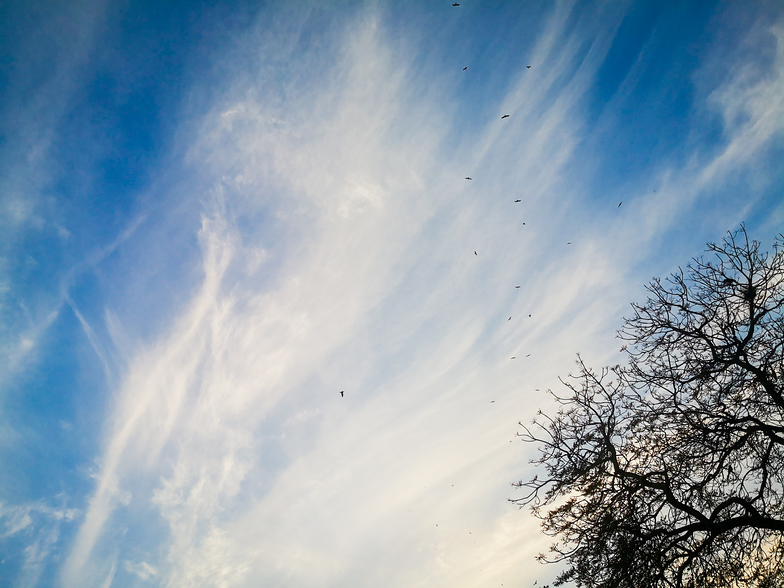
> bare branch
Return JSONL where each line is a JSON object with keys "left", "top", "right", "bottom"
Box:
{"left": 515, "top": 227, "right": 784, "bottom": 588}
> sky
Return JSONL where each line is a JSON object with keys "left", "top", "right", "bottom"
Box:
{"left": 1, "top": 0, "right": 783, "bottom": 586}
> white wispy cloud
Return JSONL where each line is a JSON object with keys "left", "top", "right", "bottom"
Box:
{"left": 0, "top": 0, "right": 109, "bottom": 389}
{"left": 0, "top": 500, "right": 78, "bottom": 588}
{"left": 62, "top": 3, "right": 784, "bottom": 587}
{"left": 123, "top": 560, "right": 157, "bottom": 582}
{"left": 0, "top": 501, "right": 78, "bottom": 539}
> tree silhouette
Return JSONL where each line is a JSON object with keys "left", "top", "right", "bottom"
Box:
{"left": 514, "top": 227, "right": 784, "bottom": 588}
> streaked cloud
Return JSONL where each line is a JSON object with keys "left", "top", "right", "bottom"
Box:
{"left": 1, "top": 2, "right": 782, "bottom": 587}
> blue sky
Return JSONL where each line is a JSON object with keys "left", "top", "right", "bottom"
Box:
{"left": 1, "top": 1, "right": 783, "bottom": 586}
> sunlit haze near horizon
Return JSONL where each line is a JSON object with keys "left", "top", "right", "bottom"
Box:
{"left": 1, "top": 1, "right": 784, "bottom": 586}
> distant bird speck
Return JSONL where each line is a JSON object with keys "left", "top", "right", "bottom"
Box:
{"left": 526, "top": 65, "right": 531, "bottom": 69}
{"left": 474, "top": 251, "right": 477, "bottom": 256}
{"left": 618, "top": 202, "right": 622, "bottom": 208}
{"left": 340, "top": 391, "right": 344, "bottom": 397}
{"left": 465, "top": 177, "right": 472, "bottom": 180}
{"left": 463, "top": 66, "right": 468, "bottom": 71}
{"left": 501, "top": 114, "right": 510, "bottom": 119}
{"left": 514, "top": 199, "right": 521, "bottom": 202}
{"left": 567, "top": 242, "right": 571, "bottom": 245}
{"left": 508, "top": 317, "right": 512, "bottom": 321}
{"left": 491, "top": 400, "right": 495, "bottom": 403}
{"left": 528, "top": 314, "right": 531, "bottom": 317}
{"left": 515, "top": 285, "right": 520, "bottom": 288}
{"left": 526, "top": 354, "right": 531, "bottom": 357}
{"left": 511, "top": 356, "right": 516, "bottom": 359}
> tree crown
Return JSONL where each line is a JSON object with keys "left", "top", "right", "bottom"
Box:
{"left": 515, "top": 227, "right": 784, "bottom": 588}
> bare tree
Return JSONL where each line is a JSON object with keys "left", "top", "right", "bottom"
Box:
{"left": 514, "top": 227, "right": 784, "bottom": 588}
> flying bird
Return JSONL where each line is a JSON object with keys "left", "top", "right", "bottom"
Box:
{"left": 474, "top": 251, "right": 477, "bottom": 256}
{"left": 515, "top": 285, "right": 520, "bottom": 288}
{"left": 465, "top": 177, "right": 472, "bottom": 180}
{"left": 526, "top": 354, "right": 531, "bottom": 357}
{"left": 501, "top": 114, "right": 510, "bottom": 119}
{"left": 340, "top": 391, "right": 344, "bottom": 397}
{"left": 526, "top": 65, "right": 531, "bottom": 69}
{"left": 508, "top": 316, "right": 512, "bottom": 321}
{"left": 511, "top": 356, "right": 516, "bottom": 359}
{"left": 463, "top": 66, "right": 468, "bottom": 71}
{"left": 514, "top": 199, "right": 521, "bottom": 202}
{"left": 618, "top": 202, "right": 622, "bottom": 207}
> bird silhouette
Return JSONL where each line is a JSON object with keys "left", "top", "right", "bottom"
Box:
{"left": 508, "top": 317, "right": 512, "bottom": 321}
{"left": 618, "top": 202, "right": 622, "bottom": 208}
{"left": 511, "top": 356, "right": 516, "bottom": 359}
{"left": 340, "top": 391, "right": 344, "bottom": 397}
{"left": 515, "top": 285, "right": 521, "bottom": 288}
{"left": 501, "top": 114, "right": 510, "bottom": 119}
{"left": 526, "top": 65, "right": 531, "bottom": 69}
{"left": 514, "top": 199, "right": 521, "bottom": 202}
{"left": 463, "top": 66, "right": 468, "bottom": 71}
{"left": 465, "top": 177, "right": 472, "bottom": 180}
{"left": 474, "top": 251, "right": 477, "bottom": 256}
{"left": 526, "top": 354, "right": 531, "bottom": 357}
